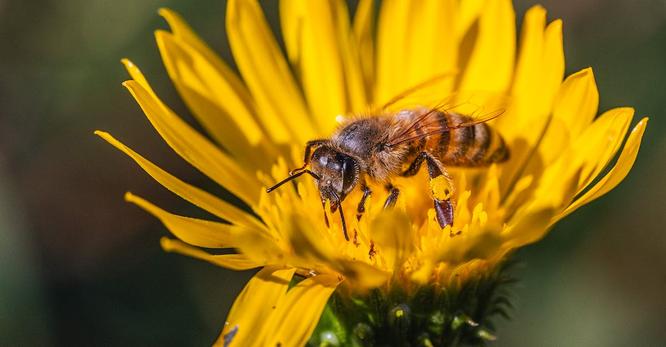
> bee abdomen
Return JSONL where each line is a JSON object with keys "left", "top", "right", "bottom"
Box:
{"left": 438, "top": 114, "right": 508, "bottom": 167}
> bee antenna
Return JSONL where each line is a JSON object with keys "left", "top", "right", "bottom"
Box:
{"left": 266, "top": 169, "right": 320, "bottom": 193}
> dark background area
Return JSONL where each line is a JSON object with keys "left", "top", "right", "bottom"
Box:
{"left": 0, "top": 0, "right": 664, "bottom": 346}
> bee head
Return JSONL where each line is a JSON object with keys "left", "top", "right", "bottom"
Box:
{"left": 310, "top": 146, "right": 359, "bottom": 209}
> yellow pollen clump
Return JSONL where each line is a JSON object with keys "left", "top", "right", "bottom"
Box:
{"left": 430, "top": 176, "right": 453, "bottom": 200}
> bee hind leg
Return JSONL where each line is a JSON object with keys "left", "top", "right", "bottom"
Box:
{"left": 423, "top": 152, "right": 454, "bottom": 228}
{"left": 433, "top": 199, "right": 454, "bottom": 229}
{"left": 401, "top": 152, "right": 427, "bottom": 177}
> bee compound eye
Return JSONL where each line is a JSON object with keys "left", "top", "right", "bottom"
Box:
{"left": 341, "top": 156, "right": 358, "bottom": 193}
{"left": 316, "top": 154, "right": 327, "bottom": 166}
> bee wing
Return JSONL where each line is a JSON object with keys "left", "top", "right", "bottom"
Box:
{"left": 447, "top": 107, "right": 506, "bottom": 128}
{"left": 385, "top": 103, "right": 506, "bottom": 148}
{"left": 375, "top": 72, "right": 459, "bottom": 112}
{"left": 367, "top": 73, "right": 509, "bottom": 147}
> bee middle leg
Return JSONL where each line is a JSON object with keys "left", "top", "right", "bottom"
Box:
{"left": 356, "top": 181, "right": 372, "bottom": 220}
{"left": 422, "top": 152, "right": 454, "bottom": 229}
{"left": 383, "top": 183, "right": 400, "bottom": 209}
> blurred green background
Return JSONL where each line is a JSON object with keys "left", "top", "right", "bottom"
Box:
{"left": 0, "top": 0, "right": 664, "bottom": 345}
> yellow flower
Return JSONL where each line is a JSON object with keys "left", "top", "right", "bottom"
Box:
{"left": 96, "top": 0, "right": 647, "bottom": 345}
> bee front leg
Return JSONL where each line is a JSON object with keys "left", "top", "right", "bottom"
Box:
{"left": 290, "top": 139, "right": 329, "bottom": 174}
{"left": 423, "top": 153, "right": 454, "bottom": 229}
{"left": 383, "top": 183, "right": 400, "bottom": 209}
{"left": 356, "top": 182, "right": 372, "bottom": 220}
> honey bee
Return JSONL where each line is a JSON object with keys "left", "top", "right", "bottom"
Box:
{"left": 267, "top": 79, "right": 509, "bottom": 241}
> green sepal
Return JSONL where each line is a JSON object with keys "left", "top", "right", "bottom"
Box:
{"left": 307, "top": 259, "right": 518, "bottom": 346}
{"left": 308, "top": 304, "right": 347, "bottom": 346}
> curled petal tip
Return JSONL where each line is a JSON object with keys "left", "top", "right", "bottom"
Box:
{"left": 528, "top": 4, "right": 547, "bottom": 13}
{"left": 123, "top": 191, "right": 135, "bottom": 202}
{"left": 157, "top": 8, "right": 177, "bottom": 19}
{"left": 159, "top": 237, "right": 175, "bottom": 251}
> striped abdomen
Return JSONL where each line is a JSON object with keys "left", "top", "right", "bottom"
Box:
{"left": 404, "top": 111, "right": 509, "bottom": 167}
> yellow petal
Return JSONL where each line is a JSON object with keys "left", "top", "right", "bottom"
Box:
{"left": 536, "top": 118, "right": 572, "bottom": 169}
{"left": 154, "top": 31, "right": 269, "bottom": 162}
{"left": 572, "top": 107, "right": 633, "bottom": 191}
{"left": 94, "top": 131, "right": 263, "bottom": 230}
{"left": 531, "top": 160, "right": 582, "bottom": 213}
{"left": 532, "top": 68, "right": 599, "bottom": 165}
{"left": 125, "top": 192, "right": 247, "bottom": 248}
{"left": 503, "top": 207, "right": 557, "bottom": 248}
{"left": 280, "top": 0, "right": 366, "bottom": 133}
{"left": 510, "top": 5, "right": 547, "bottom": 103}
{"left": 155, "top": 10, "right": 267, "bottom": 145}
{"left": 553, "top": 68, "right": 599, "bottom": 139}
{"left": 338, "top": 260, "right": 390, "bottom": 289}
{"left": 503, "top": 7, "right": 564, "bottom": 140}
{"left": 158, "top": 8, "right": 258, "bottom": 121}
{"left": 498, "top": 8, "right": 564, "bottom": 193}
{"left": 283, "top": 212, "right": 336, "bottom": 264}
{"left": 161, "top": 238, "right": 261, "bottom": 270}
{"left": 371, "top": 210, "right": 414, "bottom": 272}
{"left": 158, "top": 8, "right": 241, "bottom": 77}
{"left": 216, "top": 266, "right": 296, "bottom": 347}
{"left": 532, "top": 107, "right": 631, "bottom": 210}
{"left": 533, "top": 118, "right": 624, "bottom": 215}
{"left": 456, "top": 0, "right": 485, "bottom": 39}
{"left": 122, "top": 80, "right": 260, "bottom": 206}
{"left": 229, "top": 225, "right": 286, "bottom": 266}
{"left": 438, "top": 228, "right": 504, "bottom": 265}
{"left": 353, "top": 0, "right": 376, "bottom": 100}
{"left": 263, "top": 274, "right": 340, "bottom": 347}
{"left": 558, "top": 117, "right": 648, "bottom": 220}
{"left": 406, "top": 0, "right": 458, "bottom": 92}
{"left": 278, "top": 0, "right": 300, "bottom": 68}
{"left": 226, "top": 0, "right": 316, "bottom": 143}
{"left": 158, "top": 10, "right": 282, "bottom": 165}
{"left": 342, "top": 1, "right": 372, "bottom": 113}
{"left": 375, "top": 0, "right": 411, "bottom": 102}
{"left": 121, "top": 58, "right": 152, "bottom": 92}
{"left": 122, "top": 58, "right": 264, "bottom": 170}
{"left": 376, "top": 0, "right": 458, "bottom": 103}
{"left": 498, "top": 124, "right": 550, "bottom": 203}
{"left": 541, "top": 19, "right": 565, "bottom": 104}
{"left": 458, "top": 0, "right": 515, "bottom": 93}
